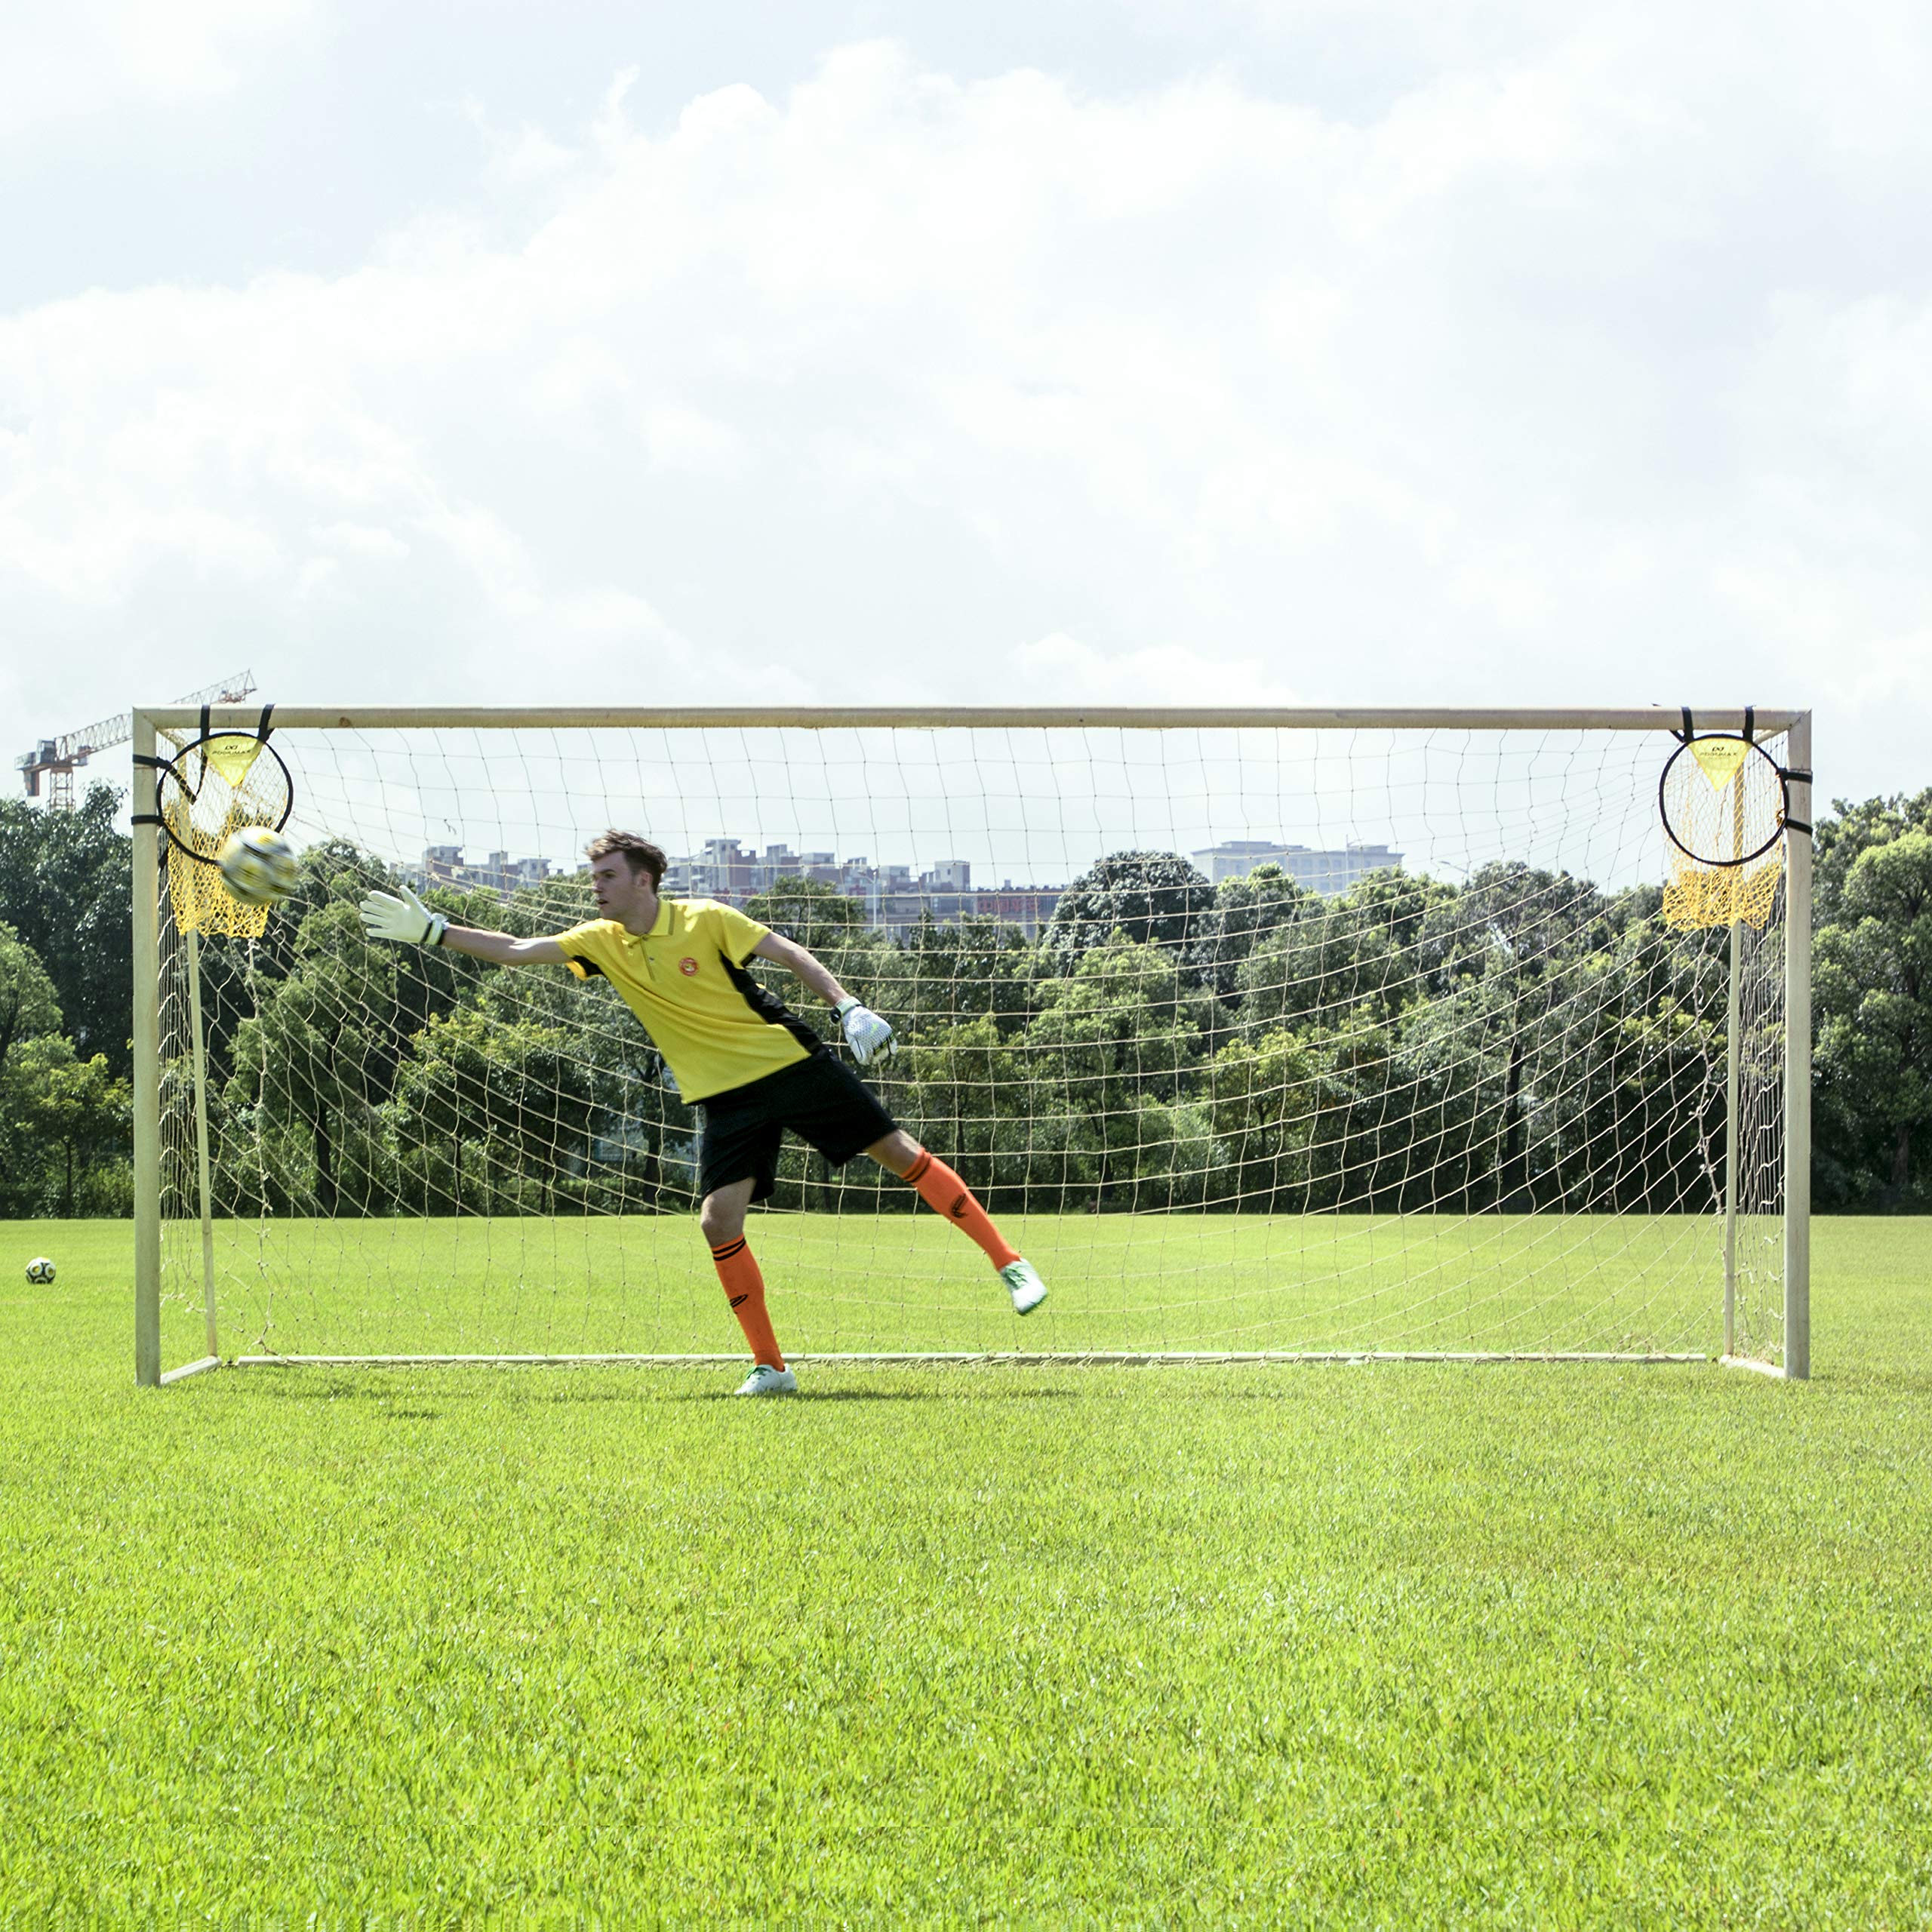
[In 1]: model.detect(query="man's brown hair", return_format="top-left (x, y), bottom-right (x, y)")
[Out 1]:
top-left (586, 830), bottom-right (668, 888)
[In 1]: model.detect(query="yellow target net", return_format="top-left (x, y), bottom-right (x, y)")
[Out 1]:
top-left (155, 728), bottom-right (293, 937)
top-left (1660, 732), bottom-right (1787, 931)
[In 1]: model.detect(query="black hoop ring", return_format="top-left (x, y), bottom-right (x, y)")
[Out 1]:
top-left (1657, 735), bottom-right (1790, 869)
top-left (149, 733), bottom-right (296, 869)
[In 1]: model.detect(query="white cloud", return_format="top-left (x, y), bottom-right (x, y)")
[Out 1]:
top-left (0, 0), bottom-right (315, 141)
top-left (310, 521), bottom-right (411, 561)
top-left (465, 106), bottom-right (580, 191)
top-left (2, 17), bottom-right (1930, 801)
top-left (640, 404), bottom-right (750, 479)
top-left (1009, 632), bottom-right (1303, 705)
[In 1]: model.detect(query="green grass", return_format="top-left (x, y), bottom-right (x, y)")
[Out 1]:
top-left (152, 1208), bottom-right (1769, 1362)
top-left (3, 1218), bottom-right (1930, 1923)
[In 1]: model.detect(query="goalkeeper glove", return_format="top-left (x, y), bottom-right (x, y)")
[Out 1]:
top-left (358, 884), bottom-right (448, 947)
top-left (835, 996), bottom-right (895, 1066)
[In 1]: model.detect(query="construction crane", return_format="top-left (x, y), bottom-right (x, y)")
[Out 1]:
top-left (17, 672), bottom-right (258, 810)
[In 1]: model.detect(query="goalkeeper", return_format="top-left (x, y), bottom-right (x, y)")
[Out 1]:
top-left (361, 831), bottom-right (1046, 1395)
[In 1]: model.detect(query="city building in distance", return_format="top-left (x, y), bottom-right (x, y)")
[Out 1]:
top-left (412, 835), bottom-right (1401, 934)
top-left (414, 841), bottom-right (1064, 937)
top-left (662, 840), bottom-right (1063, 938)
top-left (421, 846), bottom-right (562, 895)
top-left (1192, 840), bottom-right (1403, 894)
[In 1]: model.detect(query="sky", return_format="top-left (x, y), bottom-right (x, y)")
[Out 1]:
top-left (4, 0), bottom-right (1930, 831)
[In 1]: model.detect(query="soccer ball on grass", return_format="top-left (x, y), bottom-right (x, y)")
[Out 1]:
top-left (218, 827), bottom-right (300, 906)
top-left (26, 1257), bottom-right (55, 1285)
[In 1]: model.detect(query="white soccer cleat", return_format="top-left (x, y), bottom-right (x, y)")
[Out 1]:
top-left (1001, 1258), bottom-right (1048, 1316)
top-left (733, 1364), bottom-right (798, 1397)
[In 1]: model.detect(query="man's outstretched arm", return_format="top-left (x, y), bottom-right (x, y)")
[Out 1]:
top-left (441, 928), bottom-right (568, 966)
top-left (752, 930), bottom-right (851, 1006)
top-left (752, 931), bottom-right (894, 1064)
top-left (359, 886), bottom-right (566, 966)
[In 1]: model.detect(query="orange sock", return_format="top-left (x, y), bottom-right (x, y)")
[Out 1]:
top-left (710, 1238), bottom-right (784, 1367)
top-left (904, 1150), bottom-right (1020, 1270)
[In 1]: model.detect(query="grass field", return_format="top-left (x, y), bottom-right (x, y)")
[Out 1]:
top-left (3, 1217), bottom-right (1930, 1922)
top-left (149, 1208), bottom-right (1777, 1364)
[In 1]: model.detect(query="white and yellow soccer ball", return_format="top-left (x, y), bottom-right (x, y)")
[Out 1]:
top-left (218, 826), bottom-right (300, 906)
top-left (26, 1257), bottom-right (55, 1285)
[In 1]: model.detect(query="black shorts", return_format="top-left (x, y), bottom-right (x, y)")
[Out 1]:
top-left (696, 1051), bottom-right (897, 1203)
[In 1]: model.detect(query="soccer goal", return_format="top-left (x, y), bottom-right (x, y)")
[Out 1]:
top-left (131, 706), bottom-right (1812, 1383)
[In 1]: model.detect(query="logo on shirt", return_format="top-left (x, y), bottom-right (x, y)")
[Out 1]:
top-left (678, 956), bottom-right (700, 977)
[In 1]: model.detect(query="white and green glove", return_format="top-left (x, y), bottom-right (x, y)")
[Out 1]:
top-left (358, 884), bottom-right (447, 947)
top-left (835, 996), bottom-right (895, 1066)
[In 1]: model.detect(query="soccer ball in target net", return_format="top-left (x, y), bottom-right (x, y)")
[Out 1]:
top-left (218, 827), bottom-right (300, 906)
top-left (146, 715), bottom-right (296, 936)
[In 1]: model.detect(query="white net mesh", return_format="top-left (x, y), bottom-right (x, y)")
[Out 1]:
top-left (152, 719), bottom-right (1792, 1367)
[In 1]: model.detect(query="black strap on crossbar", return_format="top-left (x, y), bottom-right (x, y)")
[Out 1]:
top-left (192, 701), bottom-right (272, 742)
top-left (1672, 705), bottom-right (1765, 745)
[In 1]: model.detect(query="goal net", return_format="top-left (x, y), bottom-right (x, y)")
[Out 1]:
top-left (134, 709), bottom-right (1810, 1380)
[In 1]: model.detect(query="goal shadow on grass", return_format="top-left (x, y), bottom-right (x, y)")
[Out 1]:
top-left (668, 1383), bottom-right (1075, 1404)
top-left (219, 1374), bottom-right (687, 1408)
top-left (180, 1370), bottom-right (1081, 1406)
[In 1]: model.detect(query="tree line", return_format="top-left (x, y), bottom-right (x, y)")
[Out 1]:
top-left (0, 789), bottom-right (134, 1217)
top-left (1, 783), bottom-right (1927, 1217)
top-left (194, 844), bottom-right (1724, 1221)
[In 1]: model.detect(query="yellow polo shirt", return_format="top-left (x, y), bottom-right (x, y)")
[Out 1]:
top-left (554, 898), bottom-right (820, 1103)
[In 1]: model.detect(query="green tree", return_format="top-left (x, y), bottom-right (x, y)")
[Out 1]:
top-left (1378, 891), bottom-right (1724, 1216)
top-left (0, 919), bottom-right (63, 1060)
top-left (0, 785), bottom-right (132, 1072)
top-left (1, 1037), bottom-right (60, 1214)
top-left (1297, 1011), bottom-right (1404, 1211)
top-left (1814, 789), bottom-right (1932, 926)
top-left (1420, 863), bottom-right (1613, 1211)
top-left (888, 915), bottom-right (1038, 1040)
top-left (888, 935), bottom-right (1209, 1211)
top-left (1196, 864), bottom-right (1318, 996)
top-left (891, 1013), bottom-right (1027, 1209)
top-left (1236, 869), bottom-right (1460, 1038)
top-left (27, 1046), bottom-right (131, 1217)
top-left (1017, 937), bottom-right (1211, 1208)
top-left (223, 901), bottom-right (405, 1214)
top-left (743, 875), bottom-right (868, 954)
top-left (1047, 851), bottom-right (1216, 976)
top-left (393, 1003), bottom-right (594, 1214)
top-left (177, 839), bottom-right (480, 1114)
top-left (0, 928), bottom-right (72, 1214)
top-left (1814, 829), bottom-right (1932, 1207)
top-left (1201, 1027), bottom-right (1317, 1208)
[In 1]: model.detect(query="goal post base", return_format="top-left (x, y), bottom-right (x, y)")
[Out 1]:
top-left (157, 1355), bottom-right (223, 1385)
top-left (1719, 1352), bottom-right (1789, 1379)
